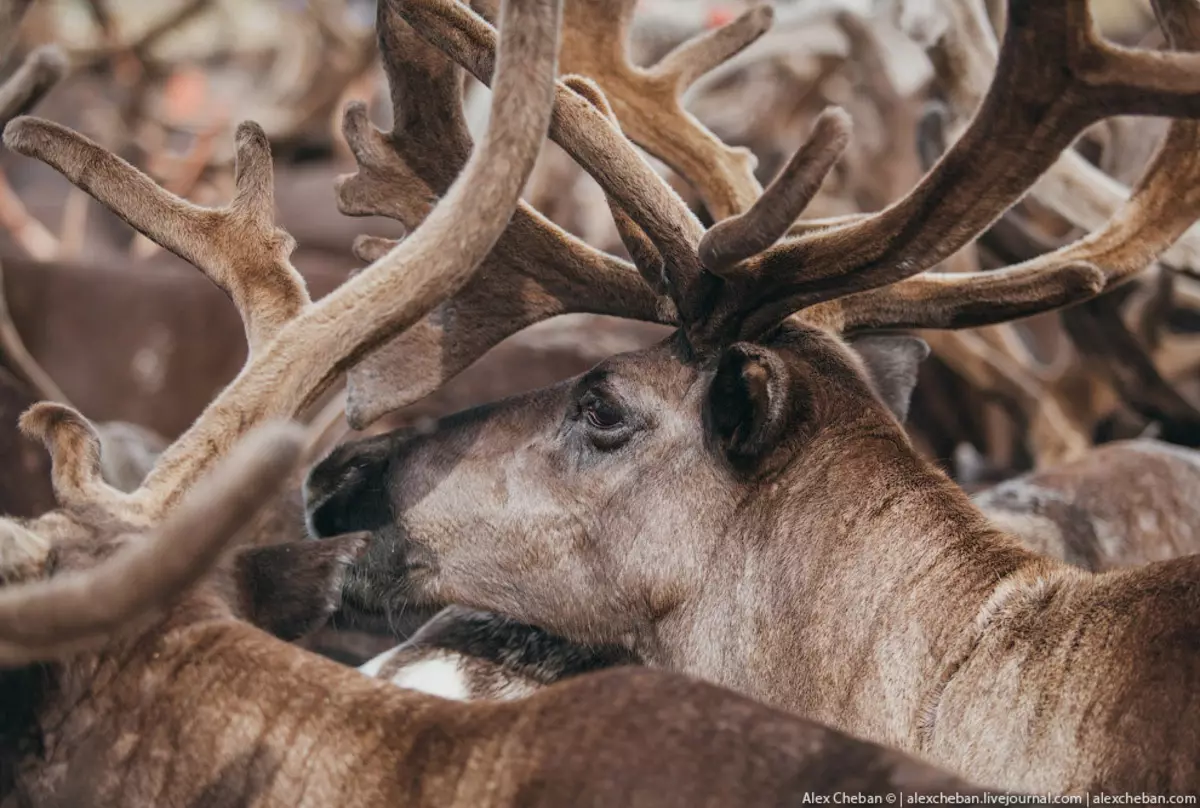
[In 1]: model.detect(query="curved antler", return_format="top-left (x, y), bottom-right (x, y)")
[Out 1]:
top-left (336, 0), bottom-right (667, 427)
top-left (19, 404), bottom-right (140, 525)
top-left (557, 0), bottom-right (771, 220)
top-left (821, 0), bottom-right (1200, 333)
top-left (717, 0), bottom-right (1200, 343)
top-left (0, 421), bottom-right (303, 668)
top-left (6, 0), bottom-right (565, 517)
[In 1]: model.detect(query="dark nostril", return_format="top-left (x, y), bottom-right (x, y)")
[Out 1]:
top-left (304, 438), bottom-right (394, 539)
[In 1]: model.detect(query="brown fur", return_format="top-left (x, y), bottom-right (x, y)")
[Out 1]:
top-left (309, 323), bottom-right (1200, 792)
top-left (5, 587), bottom-right (987, 806)
top-left (974, 439), bottom-right (1200, 570)
top-left (362, 437), bottom-right (1200, 707)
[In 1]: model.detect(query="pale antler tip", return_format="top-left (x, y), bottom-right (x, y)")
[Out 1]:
top-left (233, 120), bottom-right (270, 151)
top-left (340, 100), bottom-right (371, 137)
top-left (18, 402), bottom-right (98, 448)
top-left (28, 44), bottom-right (68, 75)
top-left (814, 105), bottom-right (854, 142)
top-left (1060, 262), bottom-right (1107, 299)
top-left (744, 4), bottom-right (775, 31)
top-left (344, 390), bottom-right (376, 432)
top-left (562, 75), bottom-right (611, 115)
top-left (338, 101), bottom-right (379, 164)
top-left (3, 115), bottom-right (44, 155)
top-left (352, 234), bottom-right (401, 264)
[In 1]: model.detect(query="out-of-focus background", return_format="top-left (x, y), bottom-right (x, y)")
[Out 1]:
top-left (2, 0), bottom-right (1195, 622)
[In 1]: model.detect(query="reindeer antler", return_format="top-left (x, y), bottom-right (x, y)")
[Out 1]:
top-left (556, 0), bottom-right (770, 220)
top-left (0, 421), bottom-right (303, 667)
top-left (0, 42), bottom-right (69, 404)
top-left (408, 0), bottom-right (1200, 358)
top-left (714, 0), bottom-right (1200, 342)
top-left (5, 0), bottom-right (564, 524)
top-left (337, 0), bottom-right (666, 427)
top-left (821, 0), bottom-right (1200, 334)
top-left (829, 8), bottom-right (1200, 332)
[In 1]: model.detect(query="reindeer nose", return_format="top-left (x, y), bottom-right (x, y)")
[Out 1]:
top-left (304, 433), bottom-right (395, 539)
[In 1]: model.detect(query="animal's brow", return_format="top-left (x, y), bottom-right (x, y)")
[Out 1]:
top-left (576, 367), bottom-right (614, 394)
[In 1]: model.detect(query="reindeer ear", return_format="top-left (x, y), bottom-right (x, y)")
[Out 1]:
top-left (847, 335), bottom-right (930, 424)
top-left (707, 343), bottom-right (792, 465)
top-left (233, 534), bottom-right (368, 641)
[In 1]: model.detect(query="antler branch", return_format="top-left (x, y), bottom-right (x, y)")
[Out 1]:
top-left (336, 0), bottom-right (667, 427)
top-left (826, 0), bottom-right (1200, 332)
top-left (0, 421), bottom-right (303, 668)
top-left (6, 119), bottom-right (308, 355)
top-left (397, 0), bottom-right (717, 323)
top-left (19, 404), bottom-right (140, 525)
top-left (557, 0), bottom-right (771, 220)
top-left (726, 0), bottom-right (1200, 342)
top-left (698, 107), bottom-right (851, 273)
top-left (6, 0), bottom-right (565, 517)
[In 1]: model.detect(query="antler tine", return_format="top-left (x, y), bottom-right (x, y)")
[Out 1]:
top-left (397, 0), bottom-right (711, 321)
top-left (18, 404), bottom-right (140, 525)
top-left (558, 0), bottom-right (770, 220)
top-left (336, 0), bottom-right (667, 428)
top-left (0, 44), bottom-right (70, 404)
top-left (0, 422), bottom-right (303, 668)
top-left (5, 119), bottom-right (308, 356)
top-left (824, 0), bottom-right (1200, 333)
top-left (0, 46), bottom-right (66, 126)
top-left (335, 0), bottom-right (470, 225)
top-left (721, 0), bottom-right (1200, 343)
top-left (561, 75), bottom-right (667, 295)
top-left (698, 107), bottom-right (852, 273)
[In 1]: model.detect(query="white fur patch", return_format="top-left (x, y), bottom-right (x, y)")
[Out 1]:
top-left (357, 647), bottom-right (401, 678)
top-left (385, 656), bottom-right (472, 701)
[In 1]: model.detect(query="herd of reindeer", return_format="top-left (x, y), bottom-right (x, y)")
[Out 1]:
top-left (5, 0), bottom-right (1200, 803)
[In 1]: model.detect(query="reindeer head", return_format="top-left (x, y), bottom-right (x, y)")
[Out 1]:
top-left (307, 0), bottom-right (1200, 647)
top-left (306, 325), bottom-right (933, 638)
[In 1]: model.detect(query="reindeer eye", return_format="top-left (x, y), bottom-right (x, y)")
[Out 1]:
top-left (581, 392), bottom-right (623, 430)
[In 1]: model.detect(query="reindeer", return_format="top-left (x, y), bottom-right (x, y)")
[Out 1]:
top-left (0, 0), bottom-right (1000, 803)
top-left (307, 0), bottom-right (1200, 793)
top-left (972, 438), bottom-right (1200, 569)
top-left (364, 431), bottom-right (1200, 705)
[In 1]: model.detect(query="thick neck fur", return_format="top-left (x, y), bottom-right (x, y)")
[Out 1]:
top-left (11, 593), bottom-right (501, 807)
top-left (642, 392), bottom-right (1200, 792)
top-left (647, 405), bottom-right (1044, 751)
top-left (7, 590), bottom-right (993, 806)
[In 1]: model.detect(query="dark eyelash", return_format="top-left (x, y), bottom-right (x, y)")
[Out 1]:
top-left (580, 392), bottom-right (623, 429)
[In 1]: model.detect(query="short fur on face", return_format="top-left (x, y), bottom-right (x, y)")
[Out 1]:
top-left (305, 324), bottom-right (927, 645)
